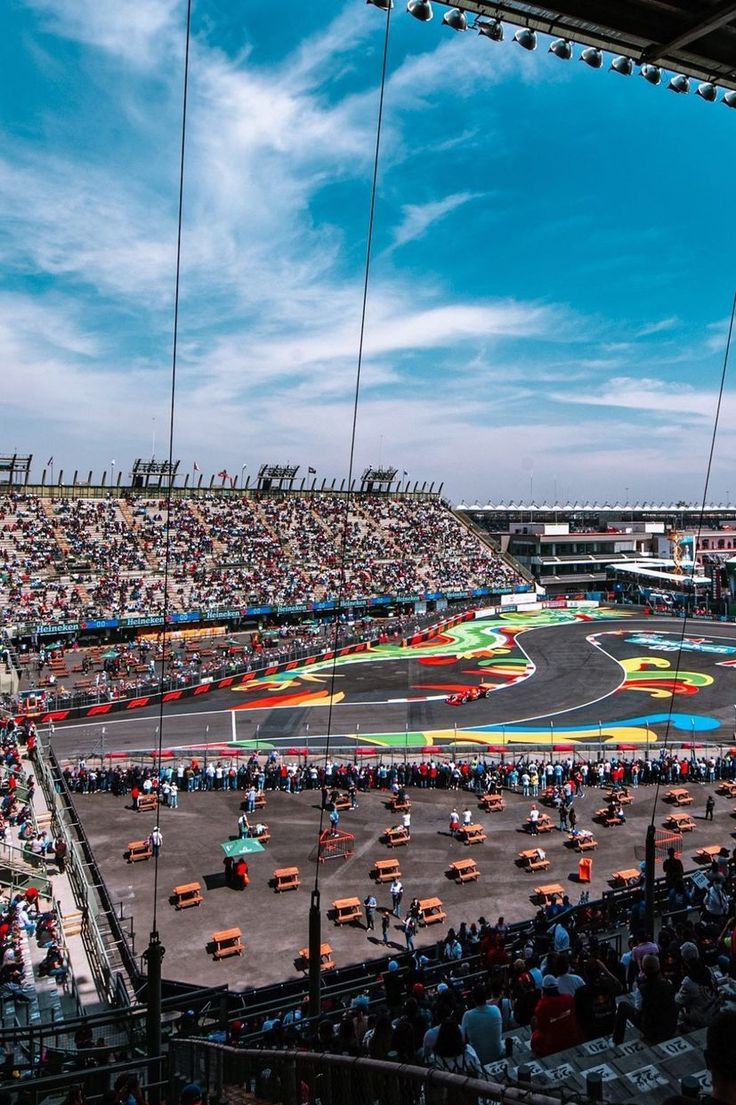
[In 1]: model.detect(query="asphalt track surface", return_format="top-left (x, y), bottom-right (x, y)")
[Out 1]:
top-left (52, 614), bottom-right (736, 760)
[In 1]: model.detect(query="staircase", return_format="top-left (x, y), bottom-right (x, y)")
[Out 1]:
top-left (117, 499), bottom-right (159, 571)
top-left (38, 499), bottom-right (71, 557)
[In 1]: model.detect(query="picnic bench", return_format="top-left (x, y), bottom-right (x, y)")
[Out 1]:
top-left (526, 814), bottom-right (554, 833)
top-left (664, 812), bottom-right (696, 832)
top-left (449, 858), bottom-right (479, 883)
top-left (388, 796), bottom-right (411, 812)
top-left (569, 831), bottom-right (597, 852)
top-left (479, 794), bottom-right (505, 812)
top-left (383, 826), bottom-right (410, 848)
top-left (418, 897), bottom-right (447, 926)
top-left (665, 788), bottom-right (693, 806)
top-left (604, 788), bottom-right (633, 805)
top-left (248, 824), bottom-right (270, 845)
top-left (212, 928), bottom-right (244, 960)
top-left (137, 794), bottom-right (158, 813)
top-left (273, 867), bottom-right (300, 892)
top-left (373, 858), bottom-right (401, 883)
top-left (716, 781), bottom-right (736, 797)
top-left (595, 807), bottom-right (624, 827)
top-left (173, 882), bottom-right (203, 909)
top-left (518, 848), bottom-right (550, 873)
top-left (540, 786), bottom-right (558, 806)
top-left (254, 793), bottom-right (267, 809)
top-left (535, 883), bottom-right (564, 905)
top-left (333, 794), bottom-right (351, 812)
top-left (696, 845), bottom-right (724, 863)
top-left (298, 943), bottom-right (335, 972)
top-left (458, 823), bottom-right (486, 845)
top-left (127, 840), bottom-right (152, 863)
top-left (332, 897), bottom-right (362, 925)
top-left (612, 868), bottom-right (641, 887)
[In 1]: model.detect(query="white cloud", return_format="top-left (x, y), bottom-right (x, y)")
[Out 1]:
top-left (635, 316), bottom-right (680, 338)
top-left (390, 192), bottom-right (483, 249)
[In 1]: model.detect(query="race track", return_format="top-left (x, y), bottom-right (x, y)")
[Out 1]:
top-left (51, 610), bottom-right (736, 761)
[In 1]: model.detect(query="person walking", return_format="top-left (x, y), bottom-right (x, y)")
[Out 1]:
top-left (390, 878), bottom-right (404, 917)
top-left (238, 812), bottom-right (250, 839)
top-left (364, 894), bottom-right (377, 931)
top-left (149, 826), bottom-right (163, 859)
top-left (381, 913), bottom-right (390, 946)
top-left (705, 794), bottom-right (715, 822)
top-left (403, 915), bottom-right (416, 952)
top-left (169, 781), bottom-right (178, 809)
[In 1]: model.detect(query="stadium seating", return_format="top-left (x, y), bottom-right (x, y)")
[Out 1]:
top-left (0, 492), bottom-right (526, 629)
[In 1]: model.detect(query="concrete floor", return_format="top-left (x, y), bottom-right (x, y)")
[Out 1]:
top-left (72, 779), bottom-right (736, 991)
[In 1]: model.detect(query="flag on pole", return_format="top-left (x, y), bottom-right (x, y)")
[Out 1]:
top-left (193, 461), bottom-right (200, 472)
top-left (308, 466), bottom-right (316, 474)
top-left (47, 456), bottom-right (54, 466)
top-left (217, 469), bottom-right (230, 479)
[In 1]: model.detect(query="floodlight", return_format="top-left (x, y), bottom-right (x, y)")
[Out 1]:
top-left (668, 74), bottom-right (690, 94)
top-left (367, 0), bottom-right (393, 8)
top-left (549, 38), bottom-right (572, 60)
top-left (407, 0), bottom-right (432, 20)
top-left (723, 90), bottom-right (736, 108)
top-left (610, 56), bottom-right (634, 76)
top-left (580, 47), bottom-right (603, 69)
top-left (477, 18), bottom-right (503, 41)
top-left (442, 7), bottom-right (467, 30)
top-left (641, 64), bottom-right (662, 85)
top-left (696, 82), bottom-right (717, 102)
top-left (514, 27), bottom-right (537, 51)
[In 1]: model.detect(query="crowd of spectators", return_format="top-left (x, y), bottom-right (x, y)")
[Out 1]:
top-left (0, 492), bottom-right (527, 628)
top-left (57, 748), bottom-right (736, 801)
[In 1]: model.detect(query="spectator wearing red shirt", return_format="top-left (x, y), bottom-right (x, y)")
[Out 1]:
top-left (531, 976), bottom-right (584, 1057)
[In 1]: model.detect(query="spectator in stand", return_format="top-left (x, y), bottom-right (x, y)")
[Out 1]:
top-left (531, 976), bottom-right (584, 1057)
top-left (611, 954), bottom-right (677, 1046)
top-left (460, 984), bottom-right (503, 1067)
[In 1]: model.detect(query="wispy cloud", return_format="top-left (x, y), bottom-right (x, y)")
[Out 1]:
top-left (390, 192), bottom-right (483, 250)
top-left (635, 316), bottom-right (680, 338)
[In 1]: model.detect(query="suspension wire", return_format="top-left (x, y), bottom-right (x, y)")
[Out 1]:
top-left (150, 0), bottom-right (193, 933)
top-left (648, 289), bottom-right (736, 830)
top-left (312, 3), bottom-right (393, 890)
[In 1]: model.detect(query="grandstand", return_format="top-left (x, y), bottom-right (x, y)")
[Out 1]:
top-left (0, 490), bottom-right (531, 635)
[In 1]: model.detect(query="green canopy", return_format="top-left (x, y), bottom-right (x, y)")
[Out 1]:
top-left (102, 650), bottom-right (119, 660)
top-left (220, 838), bottom-right (265, 858)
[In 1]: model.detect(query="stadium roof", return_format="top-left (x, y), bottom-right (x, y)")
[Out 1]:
top-left (433, 1), bottom-right (736, 90)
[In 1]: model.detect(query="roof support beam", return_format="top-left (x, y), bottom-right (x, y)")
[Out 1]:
top-left (641, 1), bottom-right (736, 64)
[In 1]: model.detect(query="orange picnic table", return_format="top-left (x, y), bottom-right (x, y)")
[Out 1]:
top-left (518, 849), bottom-right (550, 873)
top-left (332, 897), bottom-right (362, 925)
top-left (479, 794), bottom-right (505, 812)
top-left (612, 868), bottom-right (641, 887)
top-left (535, 883), bottom-right (564, 904)
top-left (449, 858), bottom-right (479, 883)
top-left (418, 897), bottom-right (447, 925)
top-left (458, 823), bottom-right (486, 845)
top-left (569, 831), bottom-right (597, 852)
top-left (665, 788), bottom-right (693, 806)
top-left (373, 858), bottom-right (401, 883)
top-left (695, 845), bottom-right (724, 863)
top-left (383, 826), bottom-right (410, 848)
top-left (298, 943), bottom-right (335, 971)
top-left (664, 812), bottom-right (696, 832)
top-left (273, 867), bottom-right (300, 892)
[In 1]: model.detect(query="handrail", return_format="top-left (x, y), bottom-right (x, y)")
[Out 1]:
top-left (169, 1042), bottom-right (564, 1105)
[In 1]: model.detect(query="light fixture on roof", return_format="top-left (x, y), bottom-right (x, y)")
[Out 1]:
top-left (514, 27), bottom-right (537, 51)
top-left (549, 38), bottom-right (572, 59)
top-left (668, 74), bottom-right (690, 94)
top-left (407, 0), bottom-right (433, 20)
top-left (580, 46), bottom-right (603, 69)
top-left (477, 18), bottom-right (503, 41)
top-left (696, 81), bottom-right (717, 101)
top-left (641, 64), bottom-right (663, 85)
top-left (442, 7), bottom-right (467, 30)
top-left (367, 0), bottom-right (393, 8)
top-left (610, 55), bottom-right (634, 76)
top-left (723, 90), bottom-right (736, 108)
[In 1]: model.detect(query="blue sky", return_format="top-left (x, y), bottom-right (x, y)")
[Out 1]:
top-left (2, 0), bottom-right (736, 503)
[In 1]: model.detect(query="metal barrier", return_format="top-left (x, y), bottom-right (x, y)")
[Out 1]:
top-left (169, 1042), bottom-right (565, 1105)
top-left (2, 1053), bottom-right (166, 1105)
